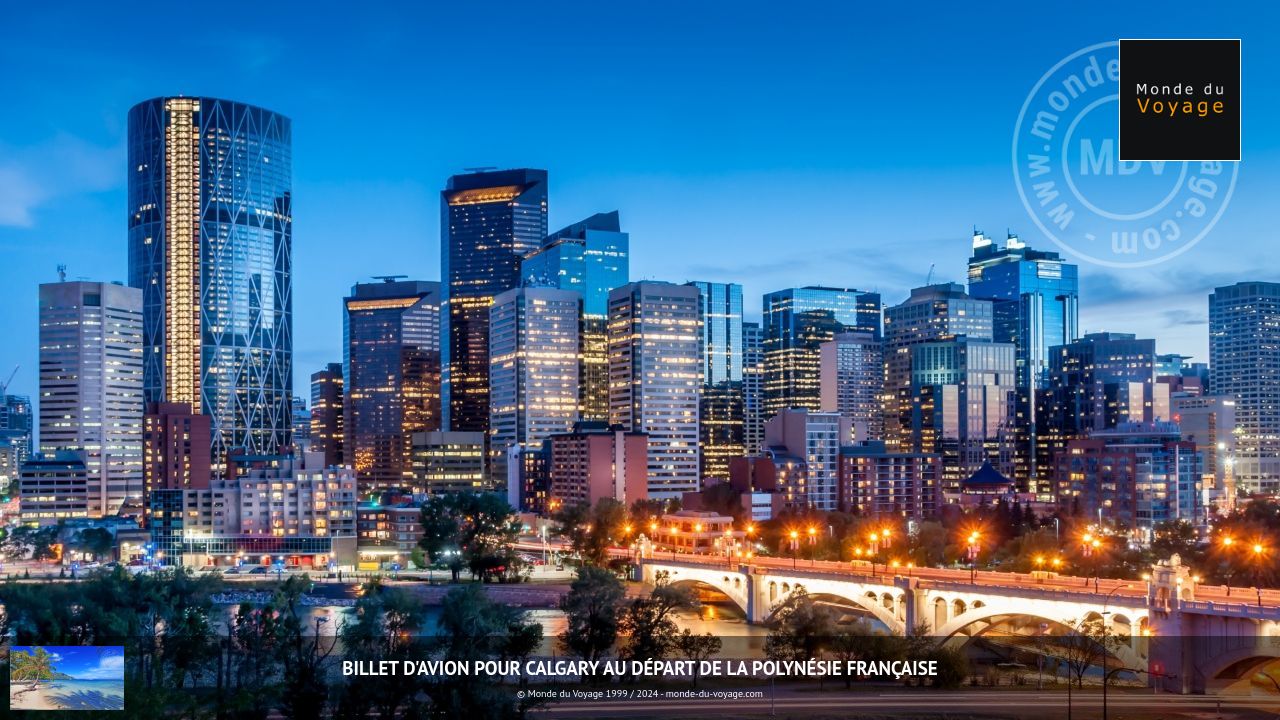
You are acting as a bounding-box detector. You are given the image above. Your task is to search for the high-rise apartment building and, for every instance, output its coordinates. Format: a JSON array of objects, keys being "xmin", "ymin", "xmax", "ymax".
[
  {"xmin": 761, "ymin": 409, "xmax": 850, "ymax": 511},
  {"xmin": 608, "ymin": 282, "xmax": 701, "ymax": 498},
  {"xmin": 967, "ymin": 231, "xmax": 1079, "ymax": 494},
  {"xmin": 19, "ymin": 451, "xmax": 90, "ymax": 526},
  {"xmin": 441, "ymin": 169, "xmax": 548, "ymax": 433},
  {"xmin": 763, "ymin": 287, "xmax": 881, "ymax": 417},
  {"xmin": 1210, "ymin": 282, "xmax": 1280, "ymax": 495},
  {"xmin": 38, "ymin": 281, "xmax": 144, "ymax": 518},
  {"xmin": 309, "ymin": 363, "xmax": 344, "ymax": 468},
  {"xmin": 1172, "ymin": 394, "xmax": 1237, "ymax": 512},
  {"xmin": 410, "ymin": 431, "xmax": 486, "ymax": 495},
  {"xmin": 545, "ymin": 422, "xmax": 648, "ymax": 510},
  {"xmin": 521, "ymin": 211, "xmax": 628, "ymax": 422},
  {"xmin": 883, "ymin": 283, "xmax": 994, "ymax": 454},
  {"xmin": 489, "ymin": 286, "xmax": 581, "ymax": 486},
  {"xmin": 688, "ymin": 281, "xmax": 744, "ymax": 482},
  {"xmin": 344, "ymin": 280, "xmax": 442, "ymax": 493},
  {"xmin": 142, "ymin": 402, "xmax": 211, "ymax": 495},
  {"xmin": 819, "ymin": 331, "xmax": 883, "ymax": 443},
  {"xmin": 128, "ymin": 97, "xmax": 293, "ymax": 469},
  {"xmin": 742, "ymin": 322, "xmax": 765, "ymax": 455}
]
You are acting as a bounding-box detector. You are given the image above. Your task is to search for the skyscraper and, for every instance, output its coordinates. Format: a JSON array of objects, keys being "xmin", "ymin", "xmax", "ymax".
[
  {"xmin": 522, "ymin": 211, "xmax": 628, "ymax": 422},
  {"xmin": 38, "ymin": 281, "xmax": 144, "ymax": 517},
  {"xmin": 688, "ymin": 281, "xmax": 744, "ymax": 482},
  {"xmin": 1037, "ymin": 332, "xmax": 1159, "ymax": 475},
  {"xmin": 310, "ymin": 363, "xmax": 344, "ymax": 468},
  {"xmin": 344, "ymin": 280, "xmax": 442, "ymax": 492},
  {"xmin": 489, "ymin": 286, "xmax": 582, "ymax": 487},
  {"xmin": 291, "ymin": 396, "xmax": 310, "ymax": 452},
  {"xmin": 128, "ymin": 97, "xmax": 293, "ymax": 471},
  {"xmin": 883, "ymin": 283, "xmax": 994, "ymax": 454},
  {"xmin": 762, "ymin": 409, "xmax": 849, "ymax": 511},
  {"xmin": 763, "ymin": 287, "xmax": 880, "ymax": 417},
  {"xmin": 608, "ymin": 282, "xmax": 701, "ymax": 498},
  {"xmin": 820, "ymin": 331, "xmax": 883, "ymax": 443},
  {"xmin": 1210, "ymin": 281, "xmax": 1280, "ymax": 495},
  {"xmin": 742, "ymin": 322, "xmax": 765, "ymax": 455},
  {"xmin": 0, "ymin": 394, "xmax": 33, "ymax": 496},
  {"xmin": 967, "ymin": 230, "xmax": 1079, "ymax": 494},
  {"xmin": 441, "ymin": 169, "xmax": 548, "ymax": 433}
]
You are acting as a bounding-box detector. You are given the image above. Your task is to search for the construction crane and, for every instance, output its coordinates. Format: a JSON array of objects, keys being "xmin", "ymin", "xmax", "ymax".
[
  {"xmin": 925, "ymin": 263, "xmax": 936, "ymax": 286},
  {"xmin": 0, "ymin": 365, "xmax": 17, "ymax": 396}
]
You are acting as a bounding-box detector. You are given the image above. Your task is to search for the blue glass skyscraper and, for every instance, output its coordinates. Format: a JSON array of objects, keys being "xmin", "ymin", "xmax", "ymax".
[
  {"xmin": 967, "ymin": 230, "xmax": 1078, "ymax": 494},
  {"xmin": 688, "ymin": 281, "xmax": 744, "ymax": 481},
  {"xmin": 763, "ymin": 286, "xmax": 881, "ymax": 418},
  {"xmin": 128, "ymin": 97, "xmax": 293, "ymax": 472},
  {"xmin": 521, "ymin": 210, "xmax": 627, "ymax": 422}
]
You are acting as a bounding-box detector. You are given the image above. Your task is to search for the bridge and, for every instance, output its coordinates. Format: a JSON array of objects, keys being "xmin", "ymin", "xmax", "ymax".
[{"xmin": 634, "ymin": 550, "xmax": 1280, "ymax": 695}]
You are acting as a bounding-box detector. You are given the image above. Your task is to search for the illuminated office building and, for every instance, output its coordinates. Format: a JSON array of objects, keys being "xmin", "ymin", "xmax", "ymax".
[
  {"xmin": 441, "ymin": 169, "xmax": 548, "ymax": 433},
  {"xmin": 344, "ymin": 280, "xmax": 442, "ymax": 493},
  {"xmin": 521, "ymin": 211, "xmax": 628, "ymax": 422},
  {"xmin": 38, "ymin": 281, "xmax": 144, "ymax": 518},
  {"xmin": 883, "ymin": 283, "xmax": 993, "ymax": 454},
  {"xmin": 608, "ymin": 282, "xmax": 701, "ymax": 498},
  {"xmin": 410, "ymin": 431, "xmax": 485, "ymax": 495},
  {"xmin": 128, "ymin": 97, "xmax": 293, "ymax": 470},
  {"xmin": 743, "ymin": 322, "xmax": 765, "ymax": 455},
  {"xmin": 763, "ymin": 287, "xmax": 880, "ymax": 418},
  {"xmin": 688, "ymin": 281, "xmax": 744, "ymax": 482},
  {"xmin": 1037, "ymin": 332, "xmax": 1159, "ymax": 476},
  {"xmin": 967, "ymin": 230, "xmax": 1079, "ymax": 494},
  {"xmin": 819, "ymin": 331, "xmax": 883, "ymax": 443},
  {"xmin": 489, "ymin": 286, "xmax": 581, "ymax": 486},
  {"xmin": 1210, "ymin": 282, "xmax": 1280, "ymax": 495},
  {"xmin": 309, "ymin": 363, "xmax": 344, "ymax": 468}
]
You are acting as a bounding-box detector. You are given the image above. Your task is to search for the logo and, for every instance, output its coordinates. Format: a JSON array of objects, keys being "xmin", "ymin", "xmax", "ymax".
[{"xmin": 1012, "ymin": 41, "xmax": 1238, "ymax": 268}]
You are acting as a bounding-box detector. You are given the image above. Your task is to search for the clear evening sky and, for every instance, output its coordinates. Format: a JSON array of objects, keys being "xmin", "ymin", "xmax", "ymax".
[{"xmin": 2, "ymin": 2, "xmax": 1278, "ymax": 404}]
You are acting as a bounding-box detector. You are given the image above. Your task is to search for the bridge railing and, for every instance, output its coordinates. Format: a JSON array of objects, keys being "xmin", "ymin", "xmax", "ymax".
[{"xmin": 1179, "ymin": 599, "xmax": 1280, "ymax": 620}]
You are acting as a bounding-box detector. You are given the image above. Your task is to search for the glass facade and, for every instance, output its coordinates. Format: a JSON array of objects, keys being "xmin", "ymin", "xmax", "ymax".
[
  {"xmin": 521, "ymin": 211, "xmax": 628, "ymax": 422},
  {"xmin": 742, "ymin": 322, "xmax": 765, "ymax": 454},
  {"xmin": 310, "ymin": 363, "xmax": 344, "ymax": 468},
  {"xmin": 1, "ymin": 395, "xmax": 34, "ymax": 495},
  {"xmin": 128, "ymin": 97, "xmax": 293, "ymax": 472},
  {"xmin": 967, "ymin": 231, "xmax": 1079, "ymax": 494},
  {"xmin": 689, "ymin": 281, "xmax": 744, "ymax": 482},
  {"xmin": 763, "ymin": 286, "xmax": 880, "ymax": 418},
  {"xmin": 344, "ymin": 280, "xmax": 442, "ymax": 493},
  {"xmin": 441, "ymin": 169, "xmax": 548, "ymax": 434}
]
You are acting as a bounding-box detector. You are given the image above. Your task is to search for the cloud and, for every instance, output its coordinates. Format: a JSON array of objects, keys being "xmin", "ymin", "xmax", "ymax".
[
  {"xmin": 0, "ymin": 134, "xmax": 122, "ymax": 228},
  {"xmin": 75, "ymin": 653, "xmax": 124, "ymax": 680},
  {"xmin": 1161, "ymin": 309, "xmax": 1207, "ymax": 327}
]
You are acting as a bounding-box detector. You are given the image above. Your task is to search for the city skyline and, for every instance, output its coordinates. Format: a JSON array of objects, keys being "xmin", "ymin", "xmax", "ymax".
[{"xmin": 4, "ymin": 3, "xmax": 1280, "ymax": 411}]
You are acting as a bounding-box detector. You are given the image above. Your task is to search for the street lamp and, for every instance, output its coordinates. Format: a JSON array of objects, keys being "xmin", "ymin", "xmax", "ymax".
[
  {"xmin": 788, "ymin": 530, "xmax": 799, "ymax": 569},
  {"xmin": 966, "ymin": 531, "xmax": 981, "ymax": 582}
]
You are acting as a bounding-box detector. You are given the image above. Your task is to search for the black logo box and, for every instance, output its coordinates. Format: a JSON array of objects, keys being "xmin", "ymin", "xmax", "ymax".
[{"xmin": 1119, "ymin": 39, "xmax": 1241, "ymax": 161}]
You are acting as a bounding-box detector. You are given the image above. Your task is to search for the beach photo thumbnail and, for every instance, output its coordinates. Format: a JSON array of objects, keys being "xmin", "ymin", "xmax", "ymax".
[{"xmin": 9, "ymin": 646, "xmax": 124, "ymax": 711}]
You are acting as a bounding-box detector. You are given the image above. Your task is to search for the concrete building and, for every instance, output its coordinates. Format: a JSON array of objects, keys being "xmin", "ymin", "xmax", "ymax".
[
  {"xmin": 1172, "ymin": 395, "xmax": 1237, "ymax": 512},
  {"xmin": 838, "ymin": 441, "xmax": 942, "ymax": 519},
  {"xmin": 760, "ymin": 409, "xmax": 850, "ymax": 511},
  {"xmin": 38, "ymin": 281, "xmax": 144, "ymax": 518},
  {"xmin": 19, "ymin": 451, "xmax": 90, "ymax": 526},
  {"xmin": 820, "ymin": 331, "xmax": 883, "ymax": 443},
  {"xmin": 545, "ymin": 422, "xmax": 648, "ymax": 510},
  {"xmin": 742, "ymin": 321, "xmax": 765, "ymax": 455},
  {"xmin": 651, "ymin": 510, "xmax": 745, "ymax": 555},
  {"xmin": 142, "ymin": 402, "xmax": 211, "ymax": 493},
  {"xmin": 410, "ymin": 430, "xmax": 485, "ymax": 495},
  {"xmin": 608, "ymin": 282, "xmax": 701, "ymax": 498},
  {"xmin": 1209, "ymin": 282, "xmax": 1280, "ymax": 495},
  {"xmin": 149, "ymin": 451, "xmax": 357, "ymax": 568}
]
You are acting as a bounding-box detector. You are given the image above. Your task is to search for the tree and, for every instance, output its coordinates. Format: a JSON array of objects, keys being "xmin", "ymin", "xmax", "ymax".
[
  {"xmin": 71, "ymin": 527, "xmax": 116, "ymax": 562},
  {"xmin": 1049, "ymin": 616, "xmax": 1109, "ymax": 689},
  {"xmin": 554, "ymin": 498, "xmax": 627, "ymax": 566},
  {"xmin": 419, "ymin": 491, "xmax": 524, "ymax": 582},
  {"xmin": 559, "ymin": 566, "xmax": 626, "ymax": 662},
  {"xmin": 618, "ymin": 574, "xmax": 695, "ymax": 664},
  {"xmin": 764, "ymin": 588, "xmax": 835, "ymax": 661},
  {"xmin": 674, "ymin": 630, "xmax": 721, "ymax": 688},
  {"xmin": 829, "ymin": 618, "xmax": 898, "ymax": 688},
  {"xmin": 334, "ymin": 580, "xmax": 430, "ymax": 718}
]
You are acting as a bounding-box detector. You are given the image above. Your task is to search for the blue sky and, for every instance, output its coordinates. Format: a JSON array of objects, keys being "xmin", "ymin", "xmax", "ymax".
[
  {"xmin": 2, "ymin": 2, "xmax": 1278, "ymax": 404},
  {"xmin": 12, "ymin": 646, "xmax": 124, "ymax": 681}
]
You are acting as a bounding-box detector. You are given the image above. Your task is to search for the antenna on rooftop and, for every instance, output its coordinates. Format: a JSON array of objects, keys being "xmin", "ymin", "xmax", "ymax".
[
  {"xmin": 463, "ymin": 166, "xmax": 498, "ymax": 173},
  {"xmin": 372, "ymin": 275, "xmax": 408, "ymax": 283},
  {"xmin": 57, "ymin": 264, "xmax": 66, "ymax": 282}
]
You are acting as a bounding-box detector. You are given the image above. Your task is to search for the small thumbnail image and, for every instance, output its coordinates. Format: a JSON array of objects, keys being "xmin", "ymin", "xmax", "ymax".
[{"xmin": 9, "ymin": 646, "xmax": 124, "ymax": 711}]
